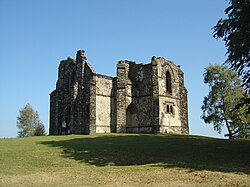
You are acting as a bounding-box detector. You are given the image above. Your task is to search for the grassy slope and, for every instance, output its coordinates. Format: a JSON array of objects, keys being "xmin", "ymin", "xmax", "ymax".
[{"xmin": 0, "ymin": 134, "xmax": 249, "ymax": 186}]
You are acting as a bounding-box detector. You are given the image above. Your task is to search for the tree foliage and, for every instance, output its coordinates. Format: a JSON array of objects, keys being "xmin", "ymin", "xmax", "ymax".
[
  {"xmin": 16, "ymin": 104, "xmax": 46, "ymax": 137},
  {"xmin": 213, "ymin": 0, "xmax": 250, "ymax": 93},
  {"xmin": 201, "ymin": 64, "xmax": 249, "ymax": 139},
  {"xmin": 34, "ymin": 122, "xmax": 46, "ymax": 136}
]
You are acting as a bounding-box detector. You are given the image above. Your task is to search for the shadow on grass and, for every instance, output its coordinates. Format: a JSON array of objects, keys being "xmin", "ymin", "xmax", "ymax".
[{"xmin": 39, "ymin": 134, "xmax": 250, "ymax": 173}]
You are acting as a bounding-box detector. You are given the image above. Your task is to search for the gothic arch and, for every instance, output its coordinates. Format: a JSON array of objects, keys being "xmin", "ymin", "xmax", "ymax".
[{"xmin": 126, "ymin": 103, "xmax": 138, "ymax": 133}]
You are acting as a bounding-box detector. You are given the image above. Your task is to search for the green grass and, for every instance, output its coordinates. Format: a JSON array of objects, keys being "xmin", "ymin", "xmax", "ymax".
[{"xmin": 0, "ymin": 133, "xmax": 250, "ymax": 186}]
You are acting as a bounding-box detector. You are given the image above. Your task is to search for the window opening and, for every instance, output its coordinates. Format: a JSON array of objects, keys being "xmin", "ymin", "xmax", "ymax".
[
  {"xmin": 167, "ymin": 105, "xmax": 170, "ymax": 113},
  {"xmin": 166, "ymin": 104, "xmax": 174, "ymax": 115},
  {"xmin": 166, "ymin": 71, "xmax": 172, "ymax": 94}
]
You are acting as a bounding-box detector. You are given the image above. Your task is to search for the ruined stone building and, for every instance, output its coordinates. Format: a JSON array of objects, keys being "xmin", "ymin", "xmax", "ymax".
[{"xmin": 49, "ymin": 50, "xmax": 188, "ymax": 135}]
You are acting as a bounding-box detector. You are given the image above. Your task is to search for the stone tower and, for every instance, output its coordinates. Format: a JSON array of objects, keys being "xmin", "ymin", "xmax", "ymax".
[{"xmin": 49, "ymin": 50, "xmax": 188, "ymax": 135}]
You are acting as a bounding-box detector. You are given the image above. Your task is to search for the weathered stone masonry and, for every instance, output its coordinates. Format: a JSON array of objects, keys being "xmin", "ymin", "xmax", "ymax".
[{"xmin": 49, "ymin": 50, "xmax": 189, "ymax": 135}]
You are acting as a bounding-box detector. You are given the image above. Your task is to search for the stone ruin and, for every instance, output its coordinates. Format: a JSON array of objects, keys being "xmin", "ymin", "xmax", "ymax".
[{"xmin": 49, "ymin": 50, "xmax": 188, "ymax": 135}]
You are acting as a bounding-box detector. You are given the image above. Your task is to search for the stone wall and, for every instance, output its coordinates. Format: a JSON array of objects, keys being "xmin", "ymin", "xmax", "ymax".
[
  {"xmin": 116, "ymin": 62, "xmax": 128, "ymax": 133},
  {"xmin": 49, "ymin": 50, "xmax": 95, "ymax": 135},
  {"xmin": 94, "ymin": 74, "xmax": 115, "ymax": 133},
  {"xmin": 153, "ymin": 57, "xmax": 188, "ymax": 134},
  {"xmin": 126, "ymin": 63, "xmax": 153, "ymax": 133},
  {"xmin": 50, "ymin": 57, "xmax": 77, "ymax": 135},
  {"xmin": 116, "ymin": 61, "xmax": 154, "ymax": 133},
  {"xmin": 49, "ymin": 90, "xmax": 58, "ymax": 134},
  {"xmin": 178, "ymin": 70, "xmax": 189, "ymax": 134},
  {"xmin": 151, "ymin": 57, "xmax": 160, "ymax": 133}
]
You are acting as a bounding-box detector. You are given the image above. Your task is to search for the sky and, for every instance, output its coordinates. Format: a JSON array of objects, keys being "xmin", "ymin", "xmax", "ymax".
[{"xmin": 0, "ymin": 0, "xmax": 229, "ymax": 138}]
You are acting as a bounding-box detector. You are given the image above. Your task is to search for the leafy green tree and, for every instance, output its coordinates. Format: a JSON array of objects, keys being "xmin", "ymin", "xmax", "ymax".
[
  {"xmin": 213, "ymin": 0, "xmax": 250, "ymax": 93},
  {"xmin": 16, "ymin": 104, "xmax": 46, "ymax": 137},
  {"xmin": 201, "ymin": 64, "xmax": 249, "ymax": 139}
]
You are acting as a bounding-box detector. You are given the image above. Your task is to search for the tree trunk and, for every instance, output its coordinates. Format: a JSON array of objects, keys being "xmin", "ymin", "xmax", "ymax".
[{"xmin": 225, "ymin": 119, "xmax": 232, "ymax": 139}]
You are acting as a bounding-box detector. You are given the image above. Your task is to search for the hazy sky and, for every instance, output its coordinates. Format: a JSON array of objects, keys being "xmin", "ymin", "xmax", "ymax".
[{"xmin": 0, "ymin": 0, "xmax": 229, "ymax": 138}]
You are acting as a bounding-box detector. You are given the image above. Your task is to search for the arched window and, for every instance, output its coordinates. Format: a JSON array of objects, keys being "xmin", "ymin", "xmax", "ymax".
[{"xmin": 166, "ymin": 71, "xmax": 172, "ymax": 94}]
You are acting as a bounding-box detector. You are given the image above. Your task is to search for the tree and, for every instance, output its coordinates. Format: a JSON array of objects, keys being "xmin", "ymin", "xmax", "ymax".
[
  {"xmin": 213, "ymin": 0, "xmax": 250, "ymax": 93},
  {"xmin": 16, "ymin": 104, "xmax": 46, "ymax": 137},
  {"xmin": 201, "ymin": 64, "xmax": 249, "ymax": 139},
  {"xmin": 34, "ymin": 121, "xmax": 46, "ymax": 136}
]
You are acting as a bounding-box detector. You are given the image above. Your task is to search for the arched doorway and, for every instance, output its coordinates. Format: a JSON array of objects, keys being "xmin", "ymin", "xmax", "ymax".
[{"xmin": 126, "ymin": 104, "xmax": 138, "ymax": 133}]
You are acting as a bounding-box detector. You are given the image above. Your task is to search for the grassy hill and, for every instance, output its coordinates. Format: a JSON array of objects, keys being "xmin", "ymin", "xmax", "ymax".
[{"xmin": 0, "ymin": 133, "xmax": 250, "ymax": 186}]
